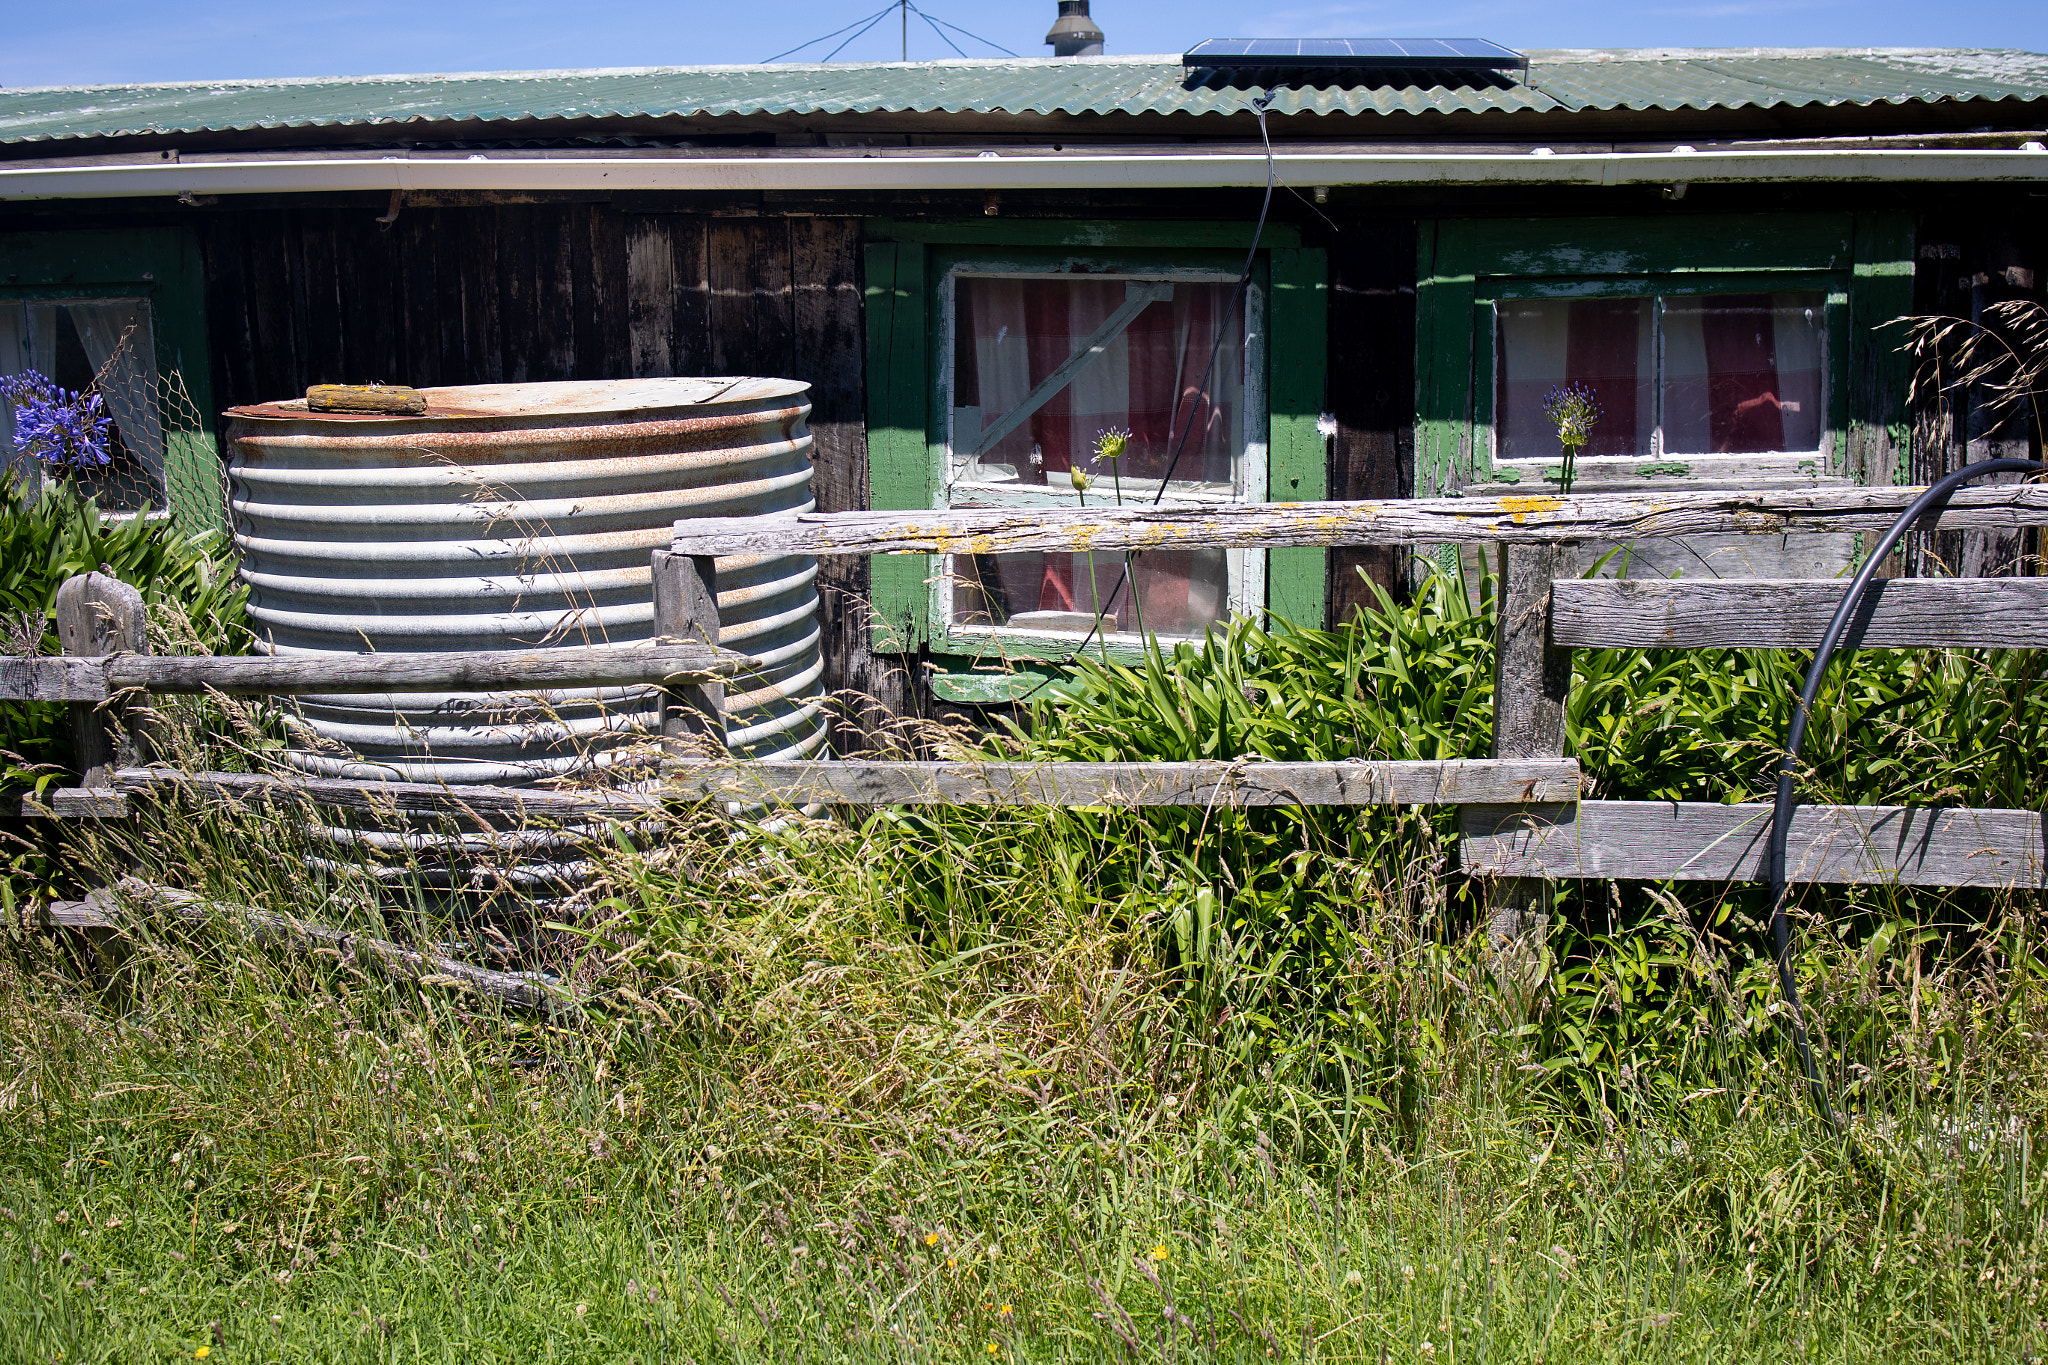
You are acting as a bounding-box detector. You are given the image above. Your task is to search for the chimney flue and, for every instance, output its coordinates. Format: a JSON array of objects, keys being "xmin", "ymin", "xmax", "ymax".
[{"xmin": 1045, "ymin": 0, "xmax": 1104, "ymax": 57}]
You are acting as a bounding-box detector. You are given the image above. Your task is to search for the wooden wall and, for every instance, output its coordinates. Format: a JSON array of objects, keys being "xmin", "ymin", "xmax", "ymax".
[
  {"xmin": 1324, "ymin": 216, "xmax": 1416, "ymax": 619},
  {"xmin": 186, "ymin": 192, "xmax": 2048, "ymax": 742},
  {"xmin": 1907, "ymin": 205, "xmax": 2048, "ymax": 578},
  {"xmin": 199, "ymin": 203, "xmax": 913, "ymax": 736}
]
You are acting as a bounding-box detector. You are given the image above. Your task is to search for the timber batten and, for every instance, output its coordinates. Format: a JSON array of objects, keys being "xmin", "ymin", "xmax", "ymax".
[
  {"xmin": 31, "ymin": 759, "xmax": 1580, "ymax": 820},
  {"xmin": 1553, "ymin": 577, "xmax": 2048, "ymax": 650},
  {"xmin": 1463, "ymin": 801, "xmax": 2048, "ymax": 888},
  {"xmin": 668, "ymin": 485, "xmax": 2048, "ymax": 557},
  {"xmin": 0, "ymin": 643, "xmax": 757, "ymax": 703}
]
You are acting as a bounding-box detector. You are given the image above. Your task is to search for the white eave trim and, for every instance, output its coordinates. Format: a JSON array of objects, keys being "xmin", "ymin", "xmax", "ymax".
[{"xmin": 2, "ymin": 148, "xmax": 2047, "ymax": 199}]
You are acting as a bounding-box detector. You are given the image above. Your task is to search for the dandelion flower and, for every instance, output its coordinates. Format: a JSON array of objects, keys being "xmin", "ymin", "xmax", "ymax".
[
  {"xmin": 1149, "ymin": 1243, "xmax": 1170, "ymax": 1261},
  {"xmin": 194, "ymin": 1349, "xmax": 210, "ymax": 1360},
  {"xmin": 947, "ymin": 1256, "xmax": 958, "ymax": 1269},
  {"xmin": 998, "ymin": 1304, "xmax": 1013, "ymax": 1317},
  {"xmin": 986, "ymin": 1344, "xmax": 1000, "ymax": 1357},
  {"xmin": 924, "ymin": 1232, "xmax": 940, "ymax": 1247}
]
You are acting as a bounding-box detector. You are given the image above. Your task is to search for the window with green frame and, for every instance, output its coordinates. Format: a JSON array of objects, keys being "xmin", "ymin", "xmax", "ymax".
[
  {"xmin": 0, "ymin": 227, "xmax": 222, "ymax": 534},
  {"xmin": 862, "ymin": 220, "xmax": 1327, "ymax": 693},
  {"xmin": 1415, "ymin": 212, "xmax": 1913, "ymax": 499}
]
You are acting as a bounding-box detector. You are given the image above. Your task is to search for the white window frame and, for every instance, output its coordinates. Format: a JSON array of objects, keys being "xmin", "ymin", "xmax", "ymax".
[
  {"xmin": 933, "ymin": 261, "xmax": 1267, "ymax": 654},
  {"xmin": 1489, "ymin": 286, "xmax": 1840, "ymax": 495}
]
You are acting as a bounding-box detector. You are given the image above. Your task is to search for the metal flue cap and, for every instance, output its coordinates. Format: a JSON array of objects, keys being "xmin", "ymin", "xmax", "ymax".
[{"xmin": 1045, "ymin": 0, "xmax": 1104, "ymax": 57}]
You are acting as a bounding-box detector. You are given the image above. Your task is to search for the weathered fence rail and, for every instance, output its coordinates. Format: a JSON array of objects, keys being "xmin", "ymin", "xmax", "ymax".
[
  {"xmin": 13, "ymin": 485, "xmax": 2048, "ymax": 901},
  {"xmin": 664, "ymin": 485, "xmax": 2048, "ymax": 558},
  {"xmin": 25, "ymin": 758, "xmax": 1580, "ymax": 822},
  {"xmin": 1463, "ymin": 801, "xmax": 2048, "ymax": 888},
  {"xmin": 1550, "ymin": 576, "xmax": 2048, "ymax": 650},
  {"xmin": 1, "ymin": 641, "xmax": 747, "ymax": 703}
]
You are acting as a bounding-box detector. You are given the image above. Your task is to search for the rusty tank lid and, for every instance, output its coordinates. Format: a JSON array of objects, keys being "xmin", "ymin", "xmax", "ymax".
[{"xmin": 224, "ymin": 376, "xmax": 809, "ymax": 424}]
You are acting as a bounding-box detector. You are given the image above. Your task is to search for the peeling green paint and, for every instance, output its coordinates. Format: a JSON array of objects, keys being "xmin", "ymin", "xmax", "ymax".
[
  {"xmin": 929, "ymin": 669, "xmax": 1069, "ymax": 704},
  {"xmin": 1634, "ymin": 461, "xmax": 1693, "ymax": 478}
]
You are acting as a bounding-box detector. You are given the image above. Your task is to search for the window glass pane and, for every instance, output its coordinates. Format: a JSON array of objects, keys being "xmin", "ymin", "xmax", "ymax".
[
  {"xmin": 947, "ymin": 274, "xmax": 1243, "ymax": 638},
  {"xmin": 1661, "ymin": 292, "xmax": 1825, "ymax": 454},
  {"xmin": 951, "ymin": 276, "xmax": 1242, "ymax": 495},
  {"xmin": 1496, "ymin": 297, "xmax": 1655, "ymax": 460},
  {"xmin": 951, "ymin": 547, "xmax": 1228, "ymax": 638},
  {"xmin": 1, "ymin": 298, "xmax": 162, "ymax": 513}
]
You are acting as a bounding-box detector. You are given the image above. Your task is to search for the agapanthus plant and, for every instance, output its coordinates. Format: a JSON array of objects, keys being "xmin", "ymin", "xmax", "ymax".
[
  {"xmin": 0, "ymin": 370, "xmax": 115, "ymax": 472},
  {"xmin": 1540, "ymin": 381, "xmax": 1603, "ymax": 495}
]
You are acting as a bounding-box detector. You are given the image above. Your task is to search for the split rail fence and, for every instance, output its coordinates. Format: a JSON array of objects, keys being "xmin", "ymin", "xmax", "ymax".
[{"xmin": 12, "ymin": 484, "xmax": 2048, "ymax": 964}]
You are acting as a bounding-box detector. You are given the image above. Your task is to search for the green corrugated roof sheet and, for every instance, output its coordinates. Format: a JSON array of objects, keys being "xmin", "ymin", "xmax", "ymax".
[{"xmin": 3, "ymin": 48, "xmax": 2046, "ymax": 145}]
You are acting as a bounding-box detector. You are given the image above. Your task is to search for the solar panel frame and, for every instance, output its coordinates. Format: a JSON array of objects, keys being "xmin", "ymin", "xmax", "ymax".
[{"xmin": 1182, "ymin": 37, "xmax": 1527, "ymax": 73}]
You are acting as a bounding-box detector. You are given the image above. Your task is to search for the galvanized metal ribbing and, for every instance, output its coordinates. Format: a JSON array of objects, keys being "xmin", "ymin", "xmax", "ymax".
[{"xmin": 226, "ymin": 376, "xmax": 828, "ymax": 788}]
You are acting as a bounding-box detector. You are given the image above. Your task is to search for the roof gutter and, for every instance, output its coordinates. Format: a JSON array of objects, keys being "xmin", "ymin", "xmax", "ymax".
[{"xmin": 2, "ymin": 147, "xmax": 2047, "ymax": 199}]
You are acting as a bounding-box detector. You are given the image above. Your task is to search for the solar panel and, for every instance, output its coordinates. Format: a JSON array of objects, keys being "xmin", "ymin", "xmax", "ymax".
[{"xmin": 1183, "ymin": 38, "xmax": 1526, "ymax": 73}]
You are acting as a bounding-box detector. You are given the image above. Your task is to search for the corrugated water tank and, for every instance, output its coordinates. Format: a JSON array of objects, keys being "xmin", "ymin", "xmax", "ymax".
[{"xmin": 223, "ymin": 377, "xmax": 828, "ymax": 786}]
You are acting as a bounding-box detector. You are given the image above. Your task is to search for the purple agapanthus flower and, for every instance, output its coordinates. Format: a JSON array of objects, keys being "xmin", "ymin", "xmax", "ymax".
[{"xmin": 0, "ymin": 370, "xmax": 114, "ymax": 471}]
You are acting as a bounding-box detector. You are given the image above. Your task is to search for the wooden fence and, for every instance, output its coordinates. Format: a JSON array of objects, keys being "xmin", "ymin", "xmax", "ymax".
[
  {"xmin": 658, "ymin": 483, "xmax": 2048, "ymax": 891},
  {"xmin": 12, "ymin": 483, "xmax": 2048, "ymax": 901}
]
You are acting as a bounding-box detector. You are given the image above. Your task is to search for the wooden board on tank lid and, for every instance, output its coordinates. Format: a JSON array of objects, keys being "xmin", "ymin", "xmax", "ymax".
[{"xmin": 306, "ymin": 384, "xmax": 427, "ymax": 415}]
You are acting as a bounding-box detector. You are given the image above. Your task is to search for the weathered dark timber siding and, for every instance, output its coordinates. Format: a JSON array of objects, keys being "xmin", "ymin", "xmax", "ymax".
[
  {"xmin": 1326, "ymin": 217, "xmax": 1417, "ymax": 619},
  {"xmin": 1908, "ymin": 207, "xmax": 2048, "ymax": 577}
]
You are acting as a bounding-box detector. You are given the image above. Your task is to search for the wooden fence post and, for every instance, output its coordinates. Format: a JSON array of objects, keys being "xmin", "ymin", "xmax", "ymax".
[
  {"xmin": 53, "ymin": 572, "xmax": 148, "ymax": 788},
  {"xmin": 1486, "ymin": 544, "xmax": 1572, "ymax": 1000},
  {"xmin": 651, "ymin": 550, "xmax": 727, "ymax": 767}
]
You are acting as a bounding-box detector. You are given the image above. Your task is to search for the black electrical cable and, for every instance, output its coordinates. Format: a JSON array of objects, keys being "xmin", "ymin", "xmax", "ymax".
[
  {"xmin": 1149, "ymin": 93, "xmax": 1279, "ymax": 504},
  {"xmin": 1767, "ymin": 456, "xmax": 2047, "ymax": 1143}
]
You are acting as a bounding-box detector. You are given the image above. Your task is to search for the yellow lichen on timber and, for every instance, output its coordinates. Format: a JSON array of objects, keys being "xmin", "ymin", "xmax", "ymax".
[
  {"xmin": 1067, "ymin": 520, "xmax": 1113, "ymax": 553},
  {"xmin": 1496, "ymin": 494, "xmax": 1566, "ymax": 524},
  {"xmin": 918, "ymin": 526, "xmax": 1002, "ymax": 557}
]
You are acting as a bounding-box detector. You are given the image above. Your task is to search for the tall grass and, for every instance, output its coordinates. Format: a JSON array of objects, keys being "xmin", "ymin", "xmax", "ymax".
[{"xmin": 6, "ymin": 561, "xmax": 2048, "ymax": 1359}]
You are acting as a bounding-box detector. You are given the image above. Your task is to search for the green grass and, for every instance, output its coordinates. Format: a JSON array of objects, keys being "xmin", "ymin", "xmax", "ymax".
[
  {"xmin": 7, "ymin": 793, "xmax": 2048, "ymax": 1363},
  {"xmin": 8, "ymin": 563, "xmax": 2048, "ymax": 1361}
]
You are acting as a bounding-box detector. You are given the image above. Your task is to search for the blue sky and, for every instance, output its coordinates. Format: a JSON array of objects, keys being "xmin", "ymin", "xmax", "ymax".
[{"xmin": 2, "ymin": 0, "xmax": 2043, "ymax": 88}]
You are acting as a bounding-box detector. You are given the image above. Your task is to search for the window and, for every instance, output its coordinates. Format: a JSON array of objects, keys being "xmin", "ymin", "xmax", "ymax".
[
  {"xmin": 1, "ymin": 298, "xmax": 169, "ymax": 517},
  {"xmin": 944, "ymin": 269, "xmax": 1262, "ymax": 641},
  {"xmin": 863, "ymin": 224, "xmax": 1327, "ymax": 686},
  {"xmin": 1494, "ymin": 290, "xmax": 1828, "ymax": 485},
  {"xmin": 0, "ymin": 228, "xmax": 223, "ymax": 534},
  {"xmin": 1416, "ymin": 213, "xmax": 1913, "ymax": 499}
]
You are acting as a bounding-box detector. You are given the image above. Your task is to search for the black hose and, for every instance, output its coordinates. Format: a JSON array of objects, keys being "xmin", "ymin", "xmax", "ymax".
[{"xmin": 1767, "ymin": 457, "xmax": 2047, "ymax": 1137}]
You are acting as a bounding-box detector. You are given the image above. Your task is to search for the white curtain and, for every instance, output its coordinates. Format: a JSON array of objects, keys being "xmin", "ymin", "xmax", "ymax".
[
  {"xmin": 62, "ymin": 301, "xmax": 165, "ymax": 499},
  {"xmin": 950, "ymin": 277, "xmax": 1239, "ymax": 635}
]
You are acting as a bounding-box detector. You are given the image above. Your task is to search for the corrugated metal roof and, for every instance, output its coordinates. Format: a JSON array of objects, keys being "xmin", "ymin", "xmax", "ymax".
[{"xmin": 2, "ymin": 48, "xmax": 2045, "ymax": 145}]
